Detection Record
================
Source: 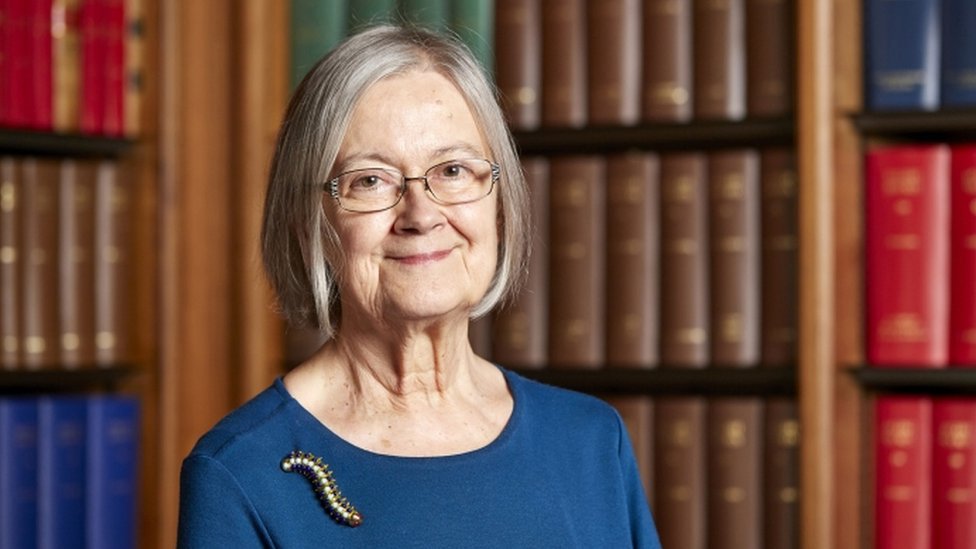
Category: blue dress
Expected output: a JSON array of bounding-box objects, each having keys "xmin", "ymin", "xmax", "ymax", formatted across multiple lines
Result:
[{"xmin": 178, "ymin": 367, "xmax": 663, "ymax": 548}]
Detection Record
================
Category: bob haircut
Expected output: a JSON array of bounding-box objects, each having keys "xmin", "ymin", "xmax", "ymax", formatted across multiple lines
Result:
[{"xmin": 261, "ymin": 25, "xmax": 531, "ymax": 338}]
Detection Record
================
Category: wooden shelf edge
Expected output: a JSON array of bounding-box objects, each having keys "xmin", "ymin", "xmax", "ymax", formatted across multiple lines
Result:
[
  {"xmin": 509, "ymin": 366, "xmax": 797, "ymax": 396},
  {"xmin": 0, "ymin": 365, "xmax": 140, "ymax": 392},
  {"xmin": 852, "ymin": 110, "xmax": 976, "ymax": 140},
  {"xmin": 0, "ymin": 129, "xmax": 135, "ymax": 157},
  {"xmin": 849, "ymin": 366, "xmax": 976, "ymax": 394}
]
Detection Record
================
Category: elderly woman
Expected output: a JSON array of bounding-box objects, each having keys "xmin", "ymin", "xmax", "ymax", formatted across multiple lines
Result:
[{"xmin": 177, "ymin": 25, "xmax": 662, "ymax": 548}]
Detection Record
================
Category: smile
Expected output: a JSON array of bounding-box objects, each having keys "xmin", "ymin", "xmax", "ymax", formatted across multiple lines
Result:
[{"xmin": 389, "ymin": 249, "xmax": 453, "ymax": 265}]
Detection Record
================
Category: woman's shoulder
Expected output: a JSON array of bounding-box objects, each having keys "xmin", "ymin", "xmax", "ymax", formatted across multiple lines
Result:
[{"xmin": 502, "ymin": 368, "xmax": 622, "ymax": 428}]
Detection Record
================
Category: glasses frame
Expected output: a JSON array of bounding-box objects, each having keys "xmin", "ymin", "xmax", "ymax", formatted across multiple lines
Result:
[{"xmin": 326, "ymin": 158, "xmax": 501, "ymax": 213}]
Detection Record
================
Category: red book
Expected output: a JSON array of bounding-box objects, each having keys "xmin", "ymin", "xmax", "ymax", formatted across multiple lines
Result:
[
  {"xmin": 7, "ymin": 0, "xmax": 32, "ymax": 128},
  {"xmin": 865, "ymin": 145, "xmax": 950, "ymax": 366},
  {"xmin": 932, "ymin": 398, "xmax": 976, "ymax": 549},
  {"xmin": 79, "ymin": 0, "xmax": 104, "ymax": 134},
  {"xmin": 28, "ymin": 0, "xmax": 54, "ymax": 130},
  {"xmin": 0, "ymin": 0, "xmax": 8, "ymax": 125},
  {"xmin": 101, "ymin": 0, "xmax": 124, "ymax": 136},
  {"xmin": 949, "ymin": 145, "xmax": 976, "ymax": 365},
  {"xmin": 874, "ymin": 395, "xmax": 932, "ymax": 549}
]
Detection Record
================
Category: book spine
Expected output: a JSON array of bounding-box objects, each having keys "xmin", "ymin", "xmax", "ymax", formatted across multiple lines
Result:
[
  {"xmin": 0, "ymin": 398, "xmax": 40, "ymax": 549},
  {"xmin": 875, "ymin": 395, "xmax": 933, "ymax": 549},
  {"xmin": 759, "ymin": 148, "xmax": 798, "ymax": 366},
  {"xmin": 59, "ymin": 159, "xmax": 96, "ymax": 368},
  {"xmin": 932, "ymin": 398, "xmax": 976, "ymax": 549},
  {"xmin": 101, "ymin": 0, "xmax": 124, "ymax": 136},
  {"xmin": 660, "ymin": 153, "xmax": 709, "ymax": 366},
  {"xmin": 949, "ymin": 145, "xmax": 976, "ymax": 365},
  {"xmin": 493, "ymin": 0, "xmax": 541, "ymax": 129},
  {"xmin": 86, "ymin": 395, "xmax": 140, "ymax": 549},
  {"xmin": 0, "ymin": 157, "xmax": 19, "ymax": 368},
  {"xmin": 865, "ymin": 145, "xmax": 950, "ymax": 366},
  {"xmin": 605, "ymin": 395, "xmax": 655, "ymax": 499},
  {"xmin": 745, "ymin": 0, "xmax": 794, "ymax": 117},
  {"xmin": 540, "ymin": 0, "xmax": 586, "ymax": 127},
  {"xmin": 53, "ymin": 0, "xmax": 82, "ymax": 133},
  {"xmin": 605, "ymin": 151, "xmax": 660, "ymax": 366},
  {"xmin": 400, "ymin": 0, "xmax": 449, "ymax": 31},
  {"xmin": 693, "ymin": 0, "xmax": 746, "ymax": 120},
  {"xmin": 654, "ymin": 397, "xmax": 707, "ymax": 549},
  {"xmin": 941, "ymin": 0, "xmax": 976, "ymax": 107},
  {"xmin": 763, "ymin": 397, "xmax": 800, "ymax": 549},
  {"xmin": 7, "ymin": 0, "xmax": 32, "ymax": 127},
  {"xmin": 20, "ymin": 157, "xmax": 61, "ymax": 369},
  {"xmin": 450, "ymin": 0, "xmax": 494, "ymax": 72},
  {"xmin": 28, "ymin": 0, "xmax": 55, "ymax": 130},
  {"xmin": 123, "ymin": 0, "xmax": 143, "ymax": 136},
  {"xmin": 548, "ymin": 155, "xmax": 605, "ymax": 367},
  {"xmin": 491, "ymin": 157, "xmax": 548, "ymax": 367},
  {"xmin": 38, "ymin": 396, "xmax": 88, "ymax": 549},
  {"xmin": 0, "ymin": 0, "xmax": 9, "ymax": 125},
  {"xmin": 864, "ymin": 0, "xmax": 940, "ymax": 111},
  {"xmin": 79, "ymin": 0, "xmax": 104, "ymax": 134},
  {"xmin": 641, "ymin": 0, "xmax": 693, "ymax": 122},
  {"xmin": 93, "ymin": 160, "xmax": 130, "ymax": 365},
  {"xmin": 586, "ymin": 0, "xmax": 641, "ymax": 125},
  {"xmin": 289, "ymin": 0, "xmax": 347, "ymax": 90},
  {"xmin": 707, "ymin": 397, "xmax": 763, "ymax": 549}
]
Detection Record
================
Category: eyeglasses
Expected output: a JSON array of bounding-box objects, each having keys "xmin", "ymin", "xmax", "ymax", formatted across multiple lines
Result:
[{"xmin": 326, "ymin": 158, "xmax": 500, "ymax": 213}]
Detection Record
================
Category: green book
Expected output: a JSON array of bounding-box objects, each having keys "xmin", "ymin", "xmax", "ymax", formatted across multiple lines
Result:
[
  {"xmin": 290, "ymin": 0, "xmax": 347, "ymax": 90},
  {"xmin": 450, "ymin": 0, "xmax": 494, "ymax": 73},
  {"xmin": 399, "ymin": 0, "xmax": 450, "ymax": 31},
  {"xmin": 348, "ymin": 0, "xmax": 398, "ymax": 31}
]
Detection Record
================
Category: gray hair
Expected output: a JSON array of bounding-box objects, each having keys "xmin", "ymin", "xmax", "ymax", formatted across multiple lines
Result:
[{"xmin": 261, "ymin": 25, "xmax": 530, "ymax": 338}]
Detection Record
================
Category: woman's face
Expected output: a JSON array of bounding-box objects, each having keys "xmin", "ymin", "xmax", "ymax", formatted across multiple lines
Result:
[{"xmin": 327, "ymin": 69, "xmax": 499, "ymax": 327}]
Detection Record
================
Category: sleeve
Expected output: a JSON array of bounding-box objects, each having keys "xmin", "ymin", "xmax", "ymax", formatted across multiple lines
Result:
[
  {"xmin": 613, "ymin": 412, "xmax": 664, "ymax": 549},
  {"xmin": 177, "ymin": 454, "xmax": 274, "ymax": 549}
]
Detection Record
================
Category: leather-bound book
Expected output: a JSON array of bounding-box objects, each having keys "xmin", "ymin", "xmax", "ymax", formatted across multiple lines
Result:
[
  {"xmin": 124, "ymin": 0, "xmax": 145, "ymax": 136},
  {"xmin": 548, "ymin": 156, "xmax": 605, "ymax": 367},
  {"xmin": 760, "ymin": 148, "xmax": 798, "ymax": 366},
  {"xmin": 932, "ymin": 398, "xmax": 976, "ymax": 549},
  {"xmin": 58, "ymin": 159, "xmax": 96, "ymax": 368},
  {"xmin": 586, "ymin": 0, "xmax": 641, "ymax": 125},
  {"xmin": 605, "ymin": 395, "xmax": 655, "ymax": 499},
  {"xmin": 79, "ymin": 0, "xmax": 104, "ymax": 134},
  {"xmin": 949, "ymin": 145, "xmax": 976, "ymax": 365},
  {"xmin": 654, "ymin": 397, "xmax": 707, "ymax": 549},
  {"xmin": 707, "ymin": 398, "xmax": 763, "ymax": 549},
  {"xmin": 93, "ymin": 160, "xmax": 131, "ymax": 366},
  {"xmin": 745, "ymin": 0, "xmax": 794, "ymax": 117},
  {"xmin": 864, "ymin": 0, "xmax": 940, "ymax": 111},
  {"xmin": 28, "ymin": 0, "xmax": 54, "ymax": 130},
  {"xmin": 541, "ymin": 0, "xmax": 586, "ymax": 128},
  {"xmin": 53, "ymin": 0, "xmax": 82, "ymax": 133},
  {"xmin": 492, "ymin": 157, "xmax": 548, "ymax": 368},
  {"xmin": 693, "ymin": 0, "xmax": 746, "ymax": 120},
  {"xmin": 606, "ymin": 152, "xmax": 659, "ymax": 367},
  {"xmin": 101, "ymin": 0, "xmax": 125, "ymax": 136},
  {"xmin": 641, "ymin": 0, "xmax": 693, "ymax": 122},
  {"xmin": 764, "ymin": 397, "xmax": 799, "ymax": 549},
  {"xmin": 20, "ymin": 158, "xmax": 61, "ymax": 369},
  {"xmin": 0, "ymin": 157, "xmax": 20, "ymax": 368},
  {"xmin": 494, "ymin": 0, "xmax": 541, "ymax": 129}
]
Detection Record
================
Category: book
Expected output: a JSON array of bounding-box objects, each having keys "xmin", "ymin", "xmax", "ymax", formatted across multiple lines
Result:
[
  {"xmin": 654, "ymin": 397, "xmax": 707, "ymax": 549},
  {"xmin": 641, "ymin": 0, "xmax": 693, "ymax": 122},
  {"xmin": 124, "ymin": 0, "xmax": 145, "ymax": 136},
  {"xmin": 865, "ymin": 145, "xmax": 950, "ymax": 366},
  {"xmin": 493, "ymin": 0, "xmax": 541, "ymax": 129},
  {"xmin": 745, "ymin": 0, "xmax": 794, "ymax": 117},
  {"xmin": 586, "ymin": 0, "xmax": 641, "ymax": 125},
  {"xmin": 347, "ymin": 0, "xmax": 396, "ymax": 32},
  {"xmin": 86, "ymin": 395, "xmax": 141, "ymax": 549},
  {"xmin": 0, "ymin": 157, "xmax": 19, "ymax": 368},
  {"xmin": 20, "ymin": 157, "xmax": 61, "ymax": 369},
  {"xmin": 547, "ymin": 155, "xmax": 605, "ymax": 367},
  {"xmin": 38, "ymin": 396, "xmax": 88, "ymax": 549},
  {"xmin": 949, "ymin": 145, "xmax": 976, "ymax": 364},
  {"xmin": 59, "ymin": 159, "xmax": 97, "ymax": 367},
  {"xmin": 941, "ymin": 0, "xmax": 976, "ymax": 107},
  {"xmin": 605, "ymin": 395, "xmax": 655, "ymax": 499},
  {"xmin": 540, "ymin": 0, "xmax": 586, "ymax": 127},
  {"xmin": 400, "ymin": 0, "xmax": 449, "ymax": 31},
  {"xmin": 874, "ymin": 395, "xmax": 932, "ymax": 549},
  {"xmin": 101, "ymin": 0, "xmax": 126, "ymax": 136},
  {"xmin": 0, "ymin": 398, "xmax": 40, "ymax": 549},
  {"xmin": 79, "ymin": 0, "xmax": 105, "ymax": 134},
  {"xmin": 5, "ymin": 0, "xmax": 32, "ymax": 128},
  {"xmin": 0, "ymin": 0, "xmax": 9, "ymax": 126},
  {"xmin": 491, "ymin": 157, "xmax": 548, "ymax": 367},
  {"xmin": 760, "ymin": 148, "xmax": 798, "ymax": 366},
  {"xmin": 693, "ymin": 0, "xmax": 746, "ymax": 120},
  {"xmin": 290, "ymin": 0, "xmax": 347, "ymax": 90},
  {"xmin": 707, "ymin": 398, "xmax": 763, "ymax": 549},
  {"xmin": 763, "ymin": 398, "xmax": 799, "ymax": 549},
  {"xmin": 605, "ymin": 152, "xmax": 659, "ymax": 366},
  {"xmin": 660, "ymin": 153, "xmax": 709, "ymax": 366},
  {"xmin": 93, "ymin": 160, "xmax": 131, "ymax": 365},
  {"xmin": 864, "ymin": 0, "xmax": 940, "ymax": 111},
  {"xmin": 932, "ymin": 398, "xmax": 976, "ymax": 549},
  {"xmin": 28, "ymin": 0, "xmax": 55, "ymax": 130},
  {"xmin": 451, "ymin": 0, "xmax": 494, "ymax": 72},
  {"xmin": 53, "ymin": 0, "xmax": 83, "ymax": 133}
]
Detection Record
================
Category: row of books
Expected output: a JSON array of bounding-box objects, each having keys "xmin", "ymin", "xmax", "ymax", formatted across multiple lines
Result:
[
  {"xmin": 604, "ymin": 394, "xmax": 798, "ymax": 549},
  {"xmin": 874, "ymin": 395, "xmax": 976, "ymax": 549},
  {"xmin": 0, "ymin": 0, "xmax": 144, "ymax": 136},
  {"xmin": 0, "ymin": 394, "xmax": 140, "ymax": 549},
  {"xmin": 865, "ymin": 144, "xmax": 976, "ymax": 366},
  {"xmin": 865, "ymin": 0, "xmax": 976, "ymax": 111},
  {"xmin": 495, "ymin": 0, "xmax": 793, "ymax": 129},
  {"xmin": 0, "ymin": 156, "xmax": 132, "ymax": 369}
]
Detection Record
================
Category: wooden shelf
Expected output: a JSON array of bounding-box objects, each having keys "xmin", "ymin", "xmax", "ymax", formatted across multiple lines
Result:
[
  {"xmin": 0, "ymin": 129, "xmax": 134, "ymax": 157},
  {"xmin": 510, "ymin": 366, "xmax": 796, "ymax": 396},
  {"xmin": 852, "ymin": 110, "xmax": 976, "ymax": 141},
  {"xmin": 512, "ymin": 117, "xmax": 795, "ymax": 155},
  {"xmin": 850, "ymin": 366, "xmax": 976, "ymax": 394},
  {"xmin": 0, "ymin": 366, "xmax": 139, "ymax": 393}
]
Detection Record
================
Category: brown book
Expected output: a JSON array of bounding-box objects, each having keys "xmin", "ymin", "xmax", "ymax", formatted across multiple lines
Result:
[
  {"xmin": 641, "ymin": 0, "xmax": 694, "ymax": 122},
  {"xmin": 764, "ymin": 397, "xmax": 799, "ymax": 549},
  {"xmin": 93, "ymin": 160, "xmax": 131, "ymax": 365},
  {"xmin": 707, "ymin": 397, "xmax": 764, "ymax": 549},
  {"xmin": 548, "ymin": 156, "xmax": 605, "ymax": 367},
  {"xmin": 659, "ymin": 153, "xmax": 709, "ymax": 366},
  {"xmin": 587, "ymin": 0, "xmax": 641, "ymax": 125},
  {"xmin": 53, "ymin": 0, "xmax": 82, "ymax": 133},
  {"xmin": 541, "ymin": 0, "xmax": 587, "ymax": 128},
  {"xmin": 494, "ymin": 0, "xmax": 542, "ymax": 130},
  {"xmin": 0, "ymin": 157, "xmax": 20, "ymax": 368},
  {"xmin": 693, "ymin": 0, "xmax": 746, "ymax": 120},
  {"xmin": 124, "ymin": 0, "xmax": 145, "ymax": 136},
  {"xmin": 605, "ymin": 395, "xmax": 655, "ymax": 500},
  {"xmin": 654, "ymin": 397, "xmax": 707, "ymax": 549},
  {"xmin": 492, "ymin": 157, "xmax": 549, "ymax": 367},
  {"xmin": 708, "ymin": 149, "xmax": 760, "ymax": 365},
  {"xmin": 58, "ymin": 159, "xmax": 96, "ymax": 368},
  {"xmin": 606, "ymin": 152, "xmax": 659, "ymax": 366},
  {"xmin": 745, "ymin": 0, "xmax": 794, "ymax": 117},
  {"xmin": 760, "ymin": 148, "xmax": 798, "ymax": 366},
  {"xmin": 20, "ymin": 158, "xmax": 61, "ymax": 369}
]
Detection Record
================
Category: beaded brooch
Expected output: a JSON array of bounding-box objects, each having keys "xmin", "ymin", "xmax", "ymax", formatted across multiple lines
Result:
[{"xmin": 280, "ymin": 450, "xmax": 363, "ymax": 527}]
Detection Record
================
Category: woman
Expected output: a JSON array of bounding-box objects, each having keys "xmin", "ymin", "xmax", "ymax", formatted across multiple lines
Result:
[{"xmin": 178, "ymin": 25, "xmax": 662, "ymax": 548}]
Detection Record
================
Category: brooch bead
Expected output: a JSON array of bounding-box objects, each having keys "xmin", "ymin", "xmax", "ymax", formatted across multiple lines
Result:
[{"xmin": 281, "ymin": 450, "xmax": 363, "ymax": 527}]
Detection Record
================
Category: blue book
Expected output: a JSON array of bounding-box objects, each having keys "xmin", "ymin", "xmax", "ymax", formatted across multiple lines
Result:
[
  {"xmin": 0, "ymin": 398, "xmax": 39, "ymax": 549},
  {"xmin": 38, "ymin": 396, "xmax": 88, "ymax": 549},
  {"xmin": 864, "ymin": 0, "xmax": 941, "ymax": 111},
  {"xmin": 86, "ymin": 396, "xmax": 141, "ymax": 549},
  {"xmin": 941, "ymin": 0, "xmax": 976, "ymax": 106}
]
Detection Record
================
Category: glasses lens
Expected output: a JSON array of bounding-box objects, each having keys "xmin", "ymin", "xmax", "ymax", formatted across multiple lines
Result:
[
  {"xmin": 335, "ymin": 168, "xmax": 402, "ymax": 212},
  {"xmin": 425, "ymin": 159, "xmax": 494, "ymax": 204}
]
